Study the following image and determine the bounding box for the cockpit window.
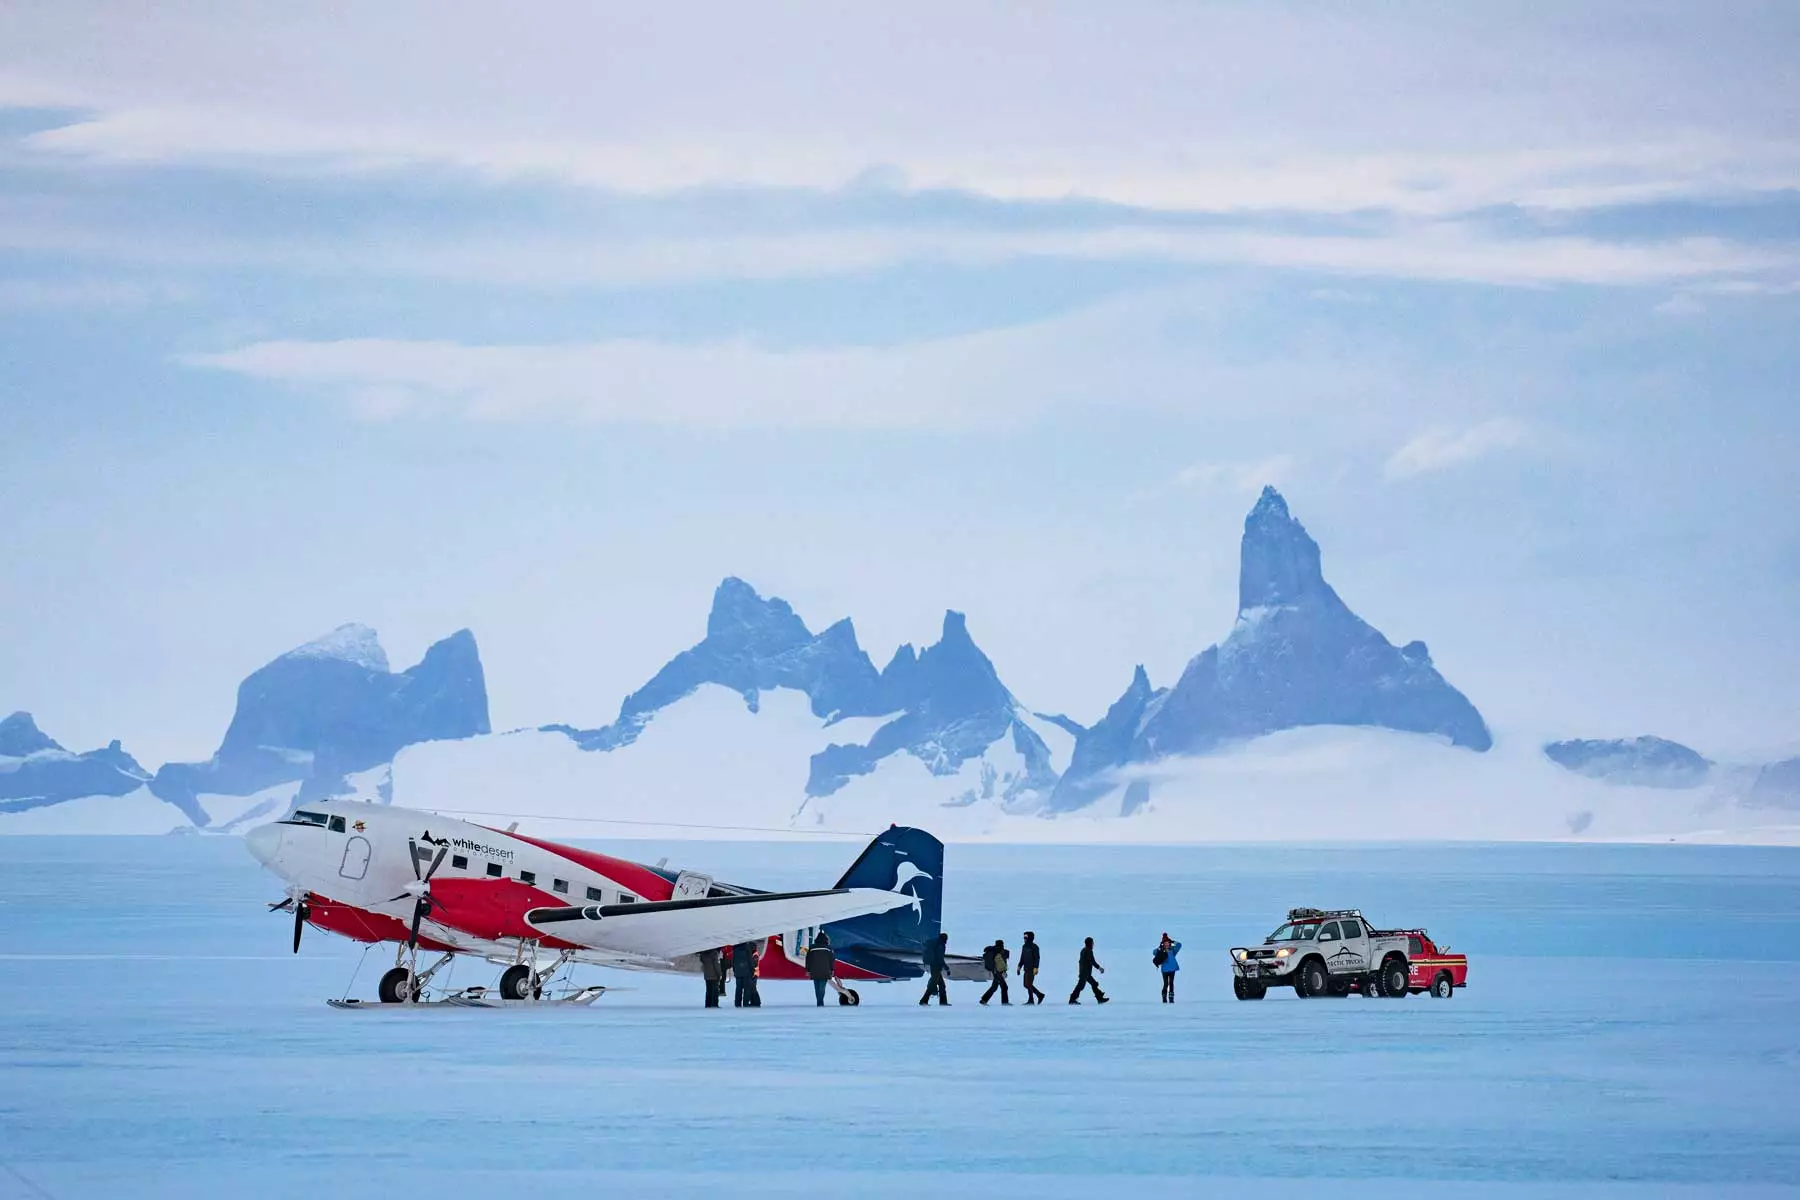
[284,811,328,827]
[328,816,346,833]
[1266,921,1320,943]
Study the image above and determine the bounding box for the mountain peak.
[941,610,971,642]
[1,710,62,757]
[706,577,810,646]
[283,623,389,673]
[1238,485,1328,612]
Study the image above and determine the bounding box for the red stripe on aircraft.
[492,829,677,901]
[306,896,458,952]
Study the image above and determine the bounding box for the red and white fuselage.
[246,798,917,976]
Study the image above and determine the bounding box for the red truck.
[1391,929,1468,997]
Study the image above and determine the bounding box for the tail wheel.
[498,964,537,1001]
[837,988,861,1006]
[377,966,418,1004]
[1380,957,1410,998]
[1297,958,1328,998]
[1432,972,1455,999]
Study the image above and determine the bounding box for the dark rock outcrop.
[1543,736,1713,789]
[1051,487,1491,810]
[150,624,489,822]
[549,579,1056,806]
[0,712,155,814]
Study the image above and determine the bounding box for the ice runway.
[1,837,1797,1197]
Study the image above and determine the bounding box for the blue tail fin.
[825,825,943,964]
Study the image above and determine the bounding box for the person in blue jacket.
[1155,932,1182,1002]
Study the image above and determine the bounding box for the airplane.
[245,798,946,1005]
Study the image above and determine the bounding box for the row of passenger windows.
[444,853,634,903]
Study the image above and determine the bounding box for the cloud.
[4,6,1799,219]
[0,276,192,309]
[1654,294,1706,317]
[1172,456,1298,494]
[1384,419,1530,480]
[176,288,1437,431]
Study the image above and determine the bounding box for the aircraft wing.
[524,887,915,959]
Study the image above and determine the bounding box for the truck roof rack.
[1287,907,1363,921]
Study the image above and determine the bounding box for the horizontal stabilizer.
[525,887,914,960]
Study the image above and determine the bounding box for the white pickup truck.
[1230,907,1414,1000]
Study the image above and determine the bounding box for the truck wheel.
[1297,958,1328,998]
[1380,957,1410,999]
[1233,976,1266,1001]
[1361,974,1380,997]
[1432,972,1454,999]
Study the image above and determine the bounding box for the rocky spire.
[1238,485,1329,612]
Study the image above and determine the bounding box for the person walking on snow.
[980,938,1011,1005]
[806,931,837,1007]
[919,931,950,1006]
[1069,936,1109,1004]
[1018,931,1045,1004]
[1155,932,1182,1002]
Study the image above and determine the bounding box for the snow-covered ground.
[1,837,1796,1197]
[372,698,1791,843]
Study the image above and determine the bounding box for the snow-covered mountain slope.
[0,786,192,834]
[150,624,490,822]
[377,716,1791,844]
[1051,486,1490,811]
[547,579,1059,810]
[0,712,182,832]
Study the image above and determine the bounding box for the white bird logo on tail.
[891,860,933,918]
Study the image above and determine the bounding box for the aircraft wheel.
[499,964,535,1001]
[837,988,861,1006]
[378,967,417,1004]
[1432,972,1455,999]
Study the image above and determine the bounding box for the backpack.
[982,944,998,972]
[1152,947,1168,967]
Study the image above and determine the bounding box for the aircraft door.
[339,836,371,880]
[672,871,713,901]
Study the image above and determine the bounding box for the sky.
[1,2,1797,767]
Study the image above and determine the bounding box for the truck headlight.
[1275,947,1293,958]
[1231,948,1247,961]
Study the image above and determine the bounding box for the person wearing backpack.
[980,938,1011,1005]
[1018,930,1045,1004]
[919,930,951,1006]
[1155,932,1182,1002]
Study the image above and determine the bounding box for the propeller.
[270,892,311,953]
[387,838,450,951]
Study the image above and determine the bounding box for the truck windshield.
[1265,922,1320,943]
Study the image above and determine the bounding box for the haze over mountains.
[4,489,1793,840]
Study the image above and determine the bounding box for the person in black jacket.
[732,939,761,1008]
[805,931,836,1007]
[980,938,1011,1005]
[699,946,724,1008]
[1069,936,1109,1004]
[1018,931,1045,1004]
[918,930,950,1006]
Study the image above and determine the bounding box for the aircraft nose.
[245,822,283,867]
